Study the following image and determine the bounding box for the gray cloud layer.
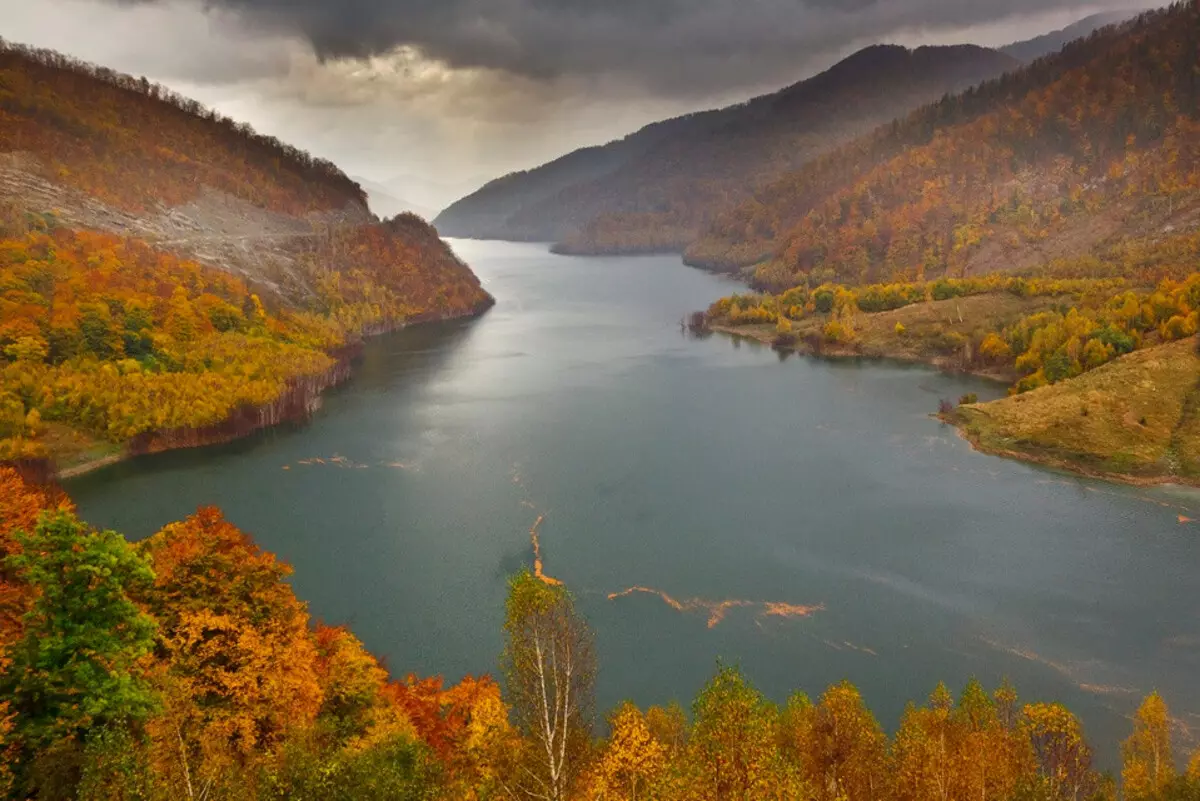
[125,0,1147,94]
[5,0,1158,208]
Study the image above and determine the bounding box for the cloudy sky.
[0,0,1158,212]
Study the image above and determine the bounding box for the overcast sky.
[0,0,1159,211]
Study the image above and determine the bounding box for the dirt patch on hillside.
[0,152,371,302]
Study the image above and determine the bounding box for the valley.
[2,4,1200,799]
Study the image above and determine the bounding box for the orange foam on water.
[529,514,562,586]
[608,587,822,629]
[763,601,825,619]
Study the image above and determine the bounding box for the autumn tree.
[1122,693,1175,800]
[1024,702,1100,801]
[0,511,157,794]
[501,570,596,801]
[137,507,323,796]
[384,671,519,796]
[265,732,443,801]
[894,683,959,801]
[0,467,72,650]
[892,678,1035,801]
[805,681,892,801]
[685,664,794,800]
[589,702,668,800]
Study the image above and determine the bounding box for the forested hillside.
[435,45,1018,251]
[0,39,363,215]
[3,466,1200,799]
[695,8,1200,484]
[0,41,491,469]
[687,3,1200,289]
[431,119,692,241]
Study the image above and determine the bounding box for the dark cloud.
[125,0,1144,95]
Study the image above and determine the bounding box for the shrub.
[978,333,1012,364]
[823,321,853,344]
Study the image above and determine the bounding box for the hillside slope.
[0,40,492,468]
[954,337,1200,484]
[687,4,1200,289]
[435,45,1018,250]
[432,116,698,241]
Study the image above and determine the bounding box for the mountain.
[695,3,1200,485]
[999,10,1139,63]
[434,45,1019,251]
[432,115,701,241]
[686,4,1199,289]
[0,40,491,468]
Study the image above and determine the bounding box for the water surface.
[69,240,1200,765]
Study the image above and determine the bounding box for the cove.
[66,240,1200,765]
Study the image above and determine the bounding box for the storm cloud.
[117,0,1152,95]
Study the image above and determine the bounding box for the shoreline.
[944,413,1200,491]
[708,323,1014,384]
[47,302,493,482]
[711,323,1200,490]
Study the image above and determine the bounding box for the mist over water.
[68,240,1200,766]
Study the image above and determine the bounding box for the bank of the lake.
[67,241,1200,768]
[948,420,1200,490]
[944,336,1200,490]
[44,302,494,481]
[709,322,1200,488]
[709,321,1016,384]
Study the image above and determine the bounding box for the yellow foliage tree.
[1121,693,1175,800]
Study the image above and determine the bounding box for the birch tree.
[1122,693,1175,800]
[501,570,596,801]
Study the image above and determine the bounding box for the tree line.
[1,465,1198,799]
[707,264,1200,394]
[0,38,364,215]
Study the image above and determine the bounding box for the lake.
[67,239,1200,766]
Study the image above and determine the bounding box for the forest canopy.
[1,467,1199,800]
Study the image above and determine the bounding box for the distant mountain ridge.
[434,44,1019,251]
[999,10,1139,62]
[685,4,1199,289]
[432,112,717,241]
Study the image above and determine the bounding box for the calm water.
[69,240,1200,765]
